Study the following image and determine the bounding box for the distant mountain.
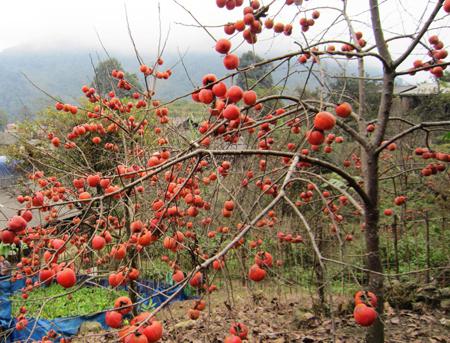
[0,46,94,119]
[0,44,382,121]
[0,46,225,119]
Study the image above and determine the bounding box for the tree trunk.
[363,153,384,343]
[360,58,394,342]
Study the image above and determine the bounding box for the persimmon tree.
[2,1,450,342]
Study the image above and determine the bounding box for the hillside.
[0,45,379,121]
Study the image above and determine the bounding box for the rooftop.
[394,83,450,96]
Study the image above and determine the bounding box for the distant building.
[393,82,450,113]
[5,123,17,133]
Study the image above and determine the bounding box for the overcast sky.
[0,0,448,80]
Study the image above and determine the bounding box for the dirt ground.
[72,283,450,343]
[158,286,449,343]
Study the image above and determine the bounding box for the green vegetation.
[0,243,19,257]
[237,51,274,90]
[168,100,206,120]
[328,74,382,117]
[11,284,127,319]
[6,96,158,183]
[92,57,142,97]
[410,71,450,125]
[412,91,450,124]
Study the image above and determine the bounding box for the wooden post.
[314,224,327,314]
[392,214,399,278]
[425,212,431,284]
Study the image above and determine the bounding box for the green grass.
[11,284,128,319]
[167,100,206,119]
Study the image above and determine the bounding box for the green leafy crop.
[11,284,128,320]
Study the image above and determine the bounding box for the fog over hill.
[0,44,386,121]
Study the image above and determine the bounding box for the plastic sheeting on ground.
[0,275,190,342]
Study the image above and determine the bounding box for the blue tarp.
[0,275,190,342]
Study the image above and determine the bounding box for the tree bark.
[361,59,394,341]
[363,152,384,343]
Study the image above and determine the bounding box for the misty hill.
[0,45,380,121]
[0,46,227,119]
